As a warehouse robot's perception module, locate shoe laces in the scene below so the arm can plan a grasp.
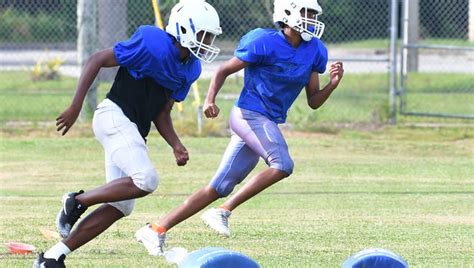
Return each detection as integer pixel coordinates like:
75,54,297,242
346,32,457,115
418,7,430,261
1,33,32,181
158,233,167,252
218,210,230,227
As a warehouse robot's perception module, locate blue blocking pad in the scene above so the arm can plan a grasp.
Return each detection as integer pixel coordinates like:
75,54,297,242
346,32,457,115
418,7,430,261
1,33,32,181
342,248,409,268
179,247,260,268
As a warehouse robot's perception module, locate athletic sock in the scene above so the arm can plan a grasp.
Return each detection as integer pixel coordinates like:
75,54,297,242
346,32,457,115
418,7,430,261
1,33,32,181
219,204,231,212
150,223,167,234
44,242,71,261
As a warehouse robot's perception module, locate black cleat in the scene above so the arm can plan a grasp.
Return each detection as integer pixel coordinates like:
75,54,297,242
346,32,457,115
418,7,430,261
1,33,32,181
33,252,66,268
55,190,88,238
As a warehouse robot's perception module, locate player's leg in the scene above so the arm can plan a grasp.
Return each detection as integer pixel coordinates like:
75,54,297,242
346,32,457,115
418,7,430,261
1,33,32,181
36,100,159,267
221,107,294,211
64,204,125,250
55,146,157,239
135,185,220,255
71,144,157,206
201,107,294,235
157,186,220,232
39,128,154,266
80,98,158,205
36,204,125,267
54,174,148,240
62,154,138,251
136,134,259,253
56,99,158,238
222,168,287,211
200,132,260,236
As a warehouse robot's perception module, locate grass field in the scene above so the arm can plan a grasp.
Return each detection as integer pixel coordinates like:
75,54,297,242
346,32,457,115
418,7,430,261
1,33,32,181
0,69,473,267
1,126,473,267
0,71,473,131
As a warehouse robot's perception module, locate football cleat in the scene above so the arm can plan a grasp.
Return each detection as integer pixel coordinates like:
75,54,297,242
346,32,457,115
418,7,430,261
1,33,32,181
135,224,167,256
201,208,231,237
56,190,87,238
32,252,66,268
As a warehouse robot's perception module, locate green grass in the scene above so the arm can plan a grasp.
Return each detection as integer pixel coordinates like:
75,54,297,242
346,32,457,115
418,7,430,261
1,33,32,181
0,72,107,122
402,73,474,118
2,71,472,132
1,127,473,267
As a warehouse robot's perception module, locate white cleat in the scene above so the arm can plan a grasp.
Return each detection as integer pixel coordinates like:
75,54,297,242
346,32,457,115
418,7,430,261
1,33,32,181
201,208,231,237
135,224,166,256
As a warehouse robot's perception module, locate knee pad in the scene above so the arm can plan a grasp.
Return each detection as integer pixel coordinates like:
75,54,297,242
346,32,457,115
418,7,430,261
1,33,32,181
213,182,236,197
211,168,250,197
109,199,135,217
131,168,159,193
269,157,294,176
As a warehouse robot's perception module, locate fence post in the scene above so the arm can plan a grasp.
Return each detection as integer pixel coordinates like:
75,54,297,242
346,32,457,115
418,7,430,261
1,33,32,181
389,0,399,124
403,0,419,72
470,0,474,41
98,0,128,82
77,0,98,121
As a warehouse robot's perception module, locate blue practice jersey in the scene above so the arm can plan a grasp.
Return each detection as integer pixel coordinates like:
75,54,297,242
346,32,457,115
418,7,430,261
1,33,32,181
234,28,328,123
113,25,201,102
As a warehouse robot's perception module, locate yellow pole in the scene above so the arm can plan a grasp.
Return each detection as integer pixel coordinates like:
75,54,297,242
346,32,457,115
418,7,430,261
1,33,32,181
151,0,184,112
192,83,201,107
192,82,203,134
151,0,203,122
151,0,164,29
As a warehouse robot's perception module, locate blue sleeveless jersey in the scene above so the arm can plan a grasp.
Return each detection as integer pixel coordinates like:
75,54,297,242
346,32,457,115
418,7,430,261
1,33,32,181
113,25,201,102
234,28,328,123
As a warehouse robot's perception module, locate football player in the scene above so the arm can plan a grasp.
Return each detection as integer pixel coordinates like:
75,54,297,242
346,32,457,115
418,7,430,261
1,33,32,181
136,0,344,256
33,1,222,267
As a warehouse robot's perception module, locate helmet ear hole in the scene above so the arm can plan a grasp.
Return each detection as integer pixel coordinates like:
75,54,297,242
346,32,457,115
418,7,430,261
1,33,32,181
180,26,187,34
284,10,291,16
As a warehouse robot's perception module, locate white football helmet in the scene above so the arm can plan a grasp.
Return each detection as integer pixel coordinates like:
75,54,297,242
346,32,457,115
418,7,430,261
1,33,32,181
273,0,325,41
166,0,222,63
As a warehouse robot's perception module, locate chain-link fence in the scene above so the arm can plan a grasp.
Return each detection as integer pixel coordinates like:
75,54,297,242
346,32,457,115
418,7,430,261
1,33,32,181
399,0,474,120
0,0,472,132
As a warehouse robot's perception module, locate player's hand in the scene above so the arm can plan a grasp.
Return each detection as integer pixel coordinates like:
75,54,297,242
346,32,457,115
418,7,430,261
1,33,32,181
173,143,189,166
56,105,81,136
329,61,344,88
203,100,220,118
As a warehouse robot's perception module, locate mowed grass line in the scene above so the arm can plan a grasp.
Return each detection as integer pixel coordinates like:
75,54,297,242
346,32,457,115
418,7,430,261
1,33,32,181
1,127,473,267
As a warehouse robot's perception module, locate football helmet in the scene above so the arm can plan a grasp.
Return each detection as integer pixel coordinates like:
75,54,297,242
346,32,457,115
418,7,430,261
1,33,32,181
166,0,222,63
273,0,325,41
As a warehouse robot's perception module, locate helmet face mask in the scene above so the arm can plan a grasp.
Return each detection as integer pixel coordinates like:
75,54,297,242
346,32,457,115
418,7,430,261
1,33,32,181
190,30,220,63
166,0,222,63
299,7,325,41
273,0,325,41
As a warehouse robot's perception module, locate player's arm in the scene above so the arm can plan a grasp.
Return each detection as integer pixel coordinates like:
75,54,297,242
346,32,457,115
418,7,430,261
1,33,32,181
204,57,249,118
56,48,118,135
153,100,189,166
305,61,344,110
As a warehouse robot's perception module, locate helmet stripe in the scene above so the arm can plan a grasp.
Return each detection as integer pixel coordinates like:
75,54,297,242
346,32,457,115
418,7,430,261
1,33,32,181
189,18,196,34
175,22,181,42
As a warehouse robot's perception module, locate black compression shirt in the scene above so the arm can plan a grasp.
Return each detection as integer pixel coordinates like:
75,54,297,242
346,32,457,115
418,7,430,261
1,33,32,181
106,67,171,138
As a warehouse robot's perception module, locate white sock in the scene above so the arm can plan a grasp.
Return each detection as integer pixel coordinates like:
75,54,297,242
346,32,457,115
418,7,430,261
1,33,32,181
44,242,71,260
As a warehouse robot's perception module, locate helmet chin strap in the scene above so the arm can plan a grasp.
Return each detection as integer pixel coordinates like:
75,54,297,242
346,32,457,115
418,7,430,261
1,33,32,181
301,32,312,42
